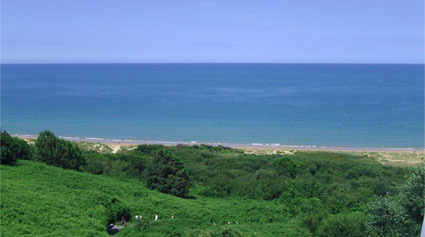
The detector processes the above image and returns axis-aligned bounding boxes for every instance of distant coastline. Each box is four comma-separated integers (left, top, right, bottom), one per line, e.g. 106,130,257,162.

13,133,424,153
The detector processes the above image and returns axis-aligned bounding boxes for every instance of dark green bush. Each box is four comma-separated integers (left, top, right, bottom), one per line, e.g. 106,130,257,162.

35,131,85,170
134,144,165,155
317,212,368,237
83,151,148,179
146,149,190,197
271,155,303,178
0,131,31,165
83,152,108,175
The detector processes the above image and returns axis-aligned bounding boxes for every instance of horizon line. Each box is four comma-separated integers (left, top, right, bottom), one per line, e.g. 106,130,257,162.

1,62,424,65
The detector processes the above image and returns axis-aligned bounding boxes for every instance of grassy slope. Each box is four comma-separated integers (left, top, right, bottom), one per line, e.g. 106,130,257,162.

1,161,308,236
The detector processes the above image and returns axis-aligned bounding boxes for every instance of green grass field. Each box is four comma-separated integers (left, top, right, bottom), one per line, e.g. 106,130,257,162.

1,160,310,236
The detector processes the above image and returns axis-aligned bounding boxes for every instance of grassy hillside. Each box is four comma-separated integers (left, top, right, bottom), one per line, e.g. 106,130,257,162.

1,160,310,236
1,134,422,236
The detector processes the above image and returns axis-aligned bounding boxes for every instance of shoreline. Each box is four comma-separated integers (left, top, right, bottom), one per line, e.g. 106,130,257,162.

13,133,424,153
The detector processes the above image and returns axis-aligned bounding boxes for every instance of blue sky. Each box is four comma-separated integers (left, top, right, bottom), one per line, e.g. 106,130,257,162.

1,0,424,63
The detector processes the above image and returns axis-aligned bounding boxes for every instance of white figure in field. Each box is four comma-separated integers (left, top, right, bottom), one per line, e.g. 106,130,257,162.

235,221,239,225
154,214,159,221
227,221,231,224
135,215,142,221
171,216,174,219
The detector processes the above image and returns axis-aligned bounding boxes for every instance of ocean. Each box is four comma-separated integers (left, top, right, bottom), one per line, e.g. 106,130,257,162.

1,63,423,148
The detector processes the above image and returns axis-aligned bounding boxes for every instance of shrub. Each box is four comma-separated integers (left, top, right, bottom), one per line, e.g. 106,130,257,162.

82,152,107,175
134,144,165,155
271,156,303,178
35,131,85,170
82,151,148,179
199,181,232,198
0,131,31,165
146,149,190,197
317,212,368,237
112,153,148,179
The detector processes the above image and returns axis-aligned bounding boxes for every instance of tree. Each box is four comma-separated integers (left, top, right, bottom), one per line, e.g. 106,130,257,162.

368,165,425,236
0,131,31,165
146,149,190,197
35,131,85,170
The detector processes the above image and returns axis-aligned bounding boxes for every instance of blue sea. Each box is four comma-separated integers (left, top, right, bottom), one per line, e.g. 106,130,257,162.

1,64,424,148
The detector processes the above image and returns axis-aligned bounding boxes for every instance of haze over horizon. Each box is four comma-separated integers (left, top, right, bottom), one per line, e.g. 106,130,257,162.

1,0,424,64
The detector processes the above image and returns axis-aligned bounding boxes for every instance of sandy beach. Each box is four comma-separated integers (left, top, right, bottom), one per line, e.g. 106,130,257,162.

14,133,424,167
14,133,424,153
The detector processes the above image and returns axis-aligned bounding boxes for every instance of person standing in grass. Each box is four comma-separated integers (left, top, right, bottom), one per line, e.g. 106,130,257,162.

121,216,126,226
154,214,158,221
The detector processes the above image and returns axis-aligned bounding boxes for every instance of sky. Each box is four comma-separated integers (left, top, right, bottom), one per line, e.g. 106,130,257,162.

1,0,424,63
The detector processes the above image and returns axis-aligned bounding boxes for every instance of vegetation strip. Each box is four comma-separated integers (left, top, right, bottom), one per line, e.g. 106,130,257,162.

1,131,424,236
